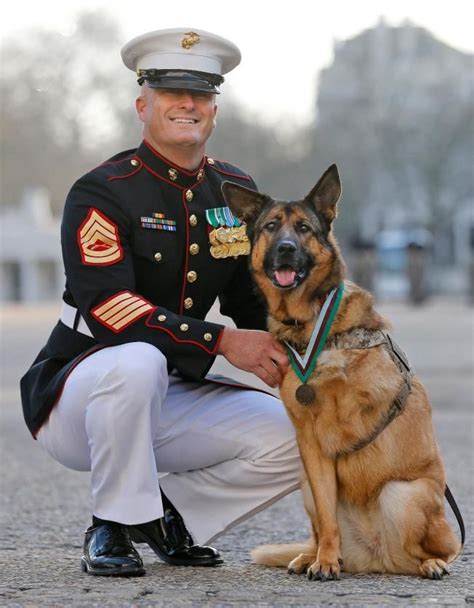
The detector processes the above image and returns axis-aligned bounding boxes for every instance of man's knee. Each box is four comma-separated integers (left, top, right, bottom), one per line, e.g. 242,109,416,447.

242,394,300,467
106,341,168,398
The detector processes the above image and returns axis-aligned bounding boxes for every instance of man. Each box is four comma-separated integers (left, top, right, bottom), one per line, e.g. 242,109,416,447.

20,28,301,577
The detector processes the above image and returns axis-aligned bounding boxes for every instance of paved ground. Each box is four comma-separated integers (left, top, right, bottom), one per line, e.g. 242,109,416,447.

0,298,473,607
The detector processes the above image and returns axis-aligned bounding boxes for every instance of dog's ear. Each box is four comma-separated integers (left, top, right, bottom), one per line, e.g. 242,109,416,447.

306,164,342,226
221,182,267,224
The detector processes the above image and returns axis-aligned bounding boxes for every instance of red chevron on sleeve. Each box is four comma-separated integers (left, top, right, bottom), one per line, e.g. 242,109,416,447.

77,208,124,266
91,291,154,332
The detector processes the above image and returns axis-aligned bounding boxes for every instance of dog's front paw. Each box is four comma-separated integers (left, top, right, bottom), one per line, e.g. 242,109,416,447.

307,555,342,581
420,558,450,580
287,552,317,575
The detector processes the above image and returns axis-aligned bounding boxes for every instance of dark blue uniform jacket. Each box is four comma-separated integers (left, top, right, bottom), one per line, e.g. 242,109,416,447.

20,140,267,436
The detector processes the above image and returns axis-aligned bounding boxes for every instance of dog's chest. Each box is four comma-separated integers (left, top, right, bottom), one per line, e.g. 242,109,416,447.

281,349,349,418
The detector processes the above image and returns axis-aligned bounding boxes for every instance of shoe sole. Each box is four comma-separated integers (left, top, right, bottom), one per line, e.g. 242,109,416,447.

129,528,224,567
81,557,145,577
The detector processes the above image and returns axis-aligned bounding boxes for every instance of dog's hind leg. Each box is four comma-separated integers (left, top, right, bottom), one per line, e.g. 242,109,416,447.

380,479,461,578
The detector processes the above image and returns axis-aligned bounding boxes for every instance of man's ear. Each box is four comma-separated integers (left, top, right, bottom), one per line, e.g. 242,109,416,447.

221,182,268,223
135,95,146,123
306,164,342,226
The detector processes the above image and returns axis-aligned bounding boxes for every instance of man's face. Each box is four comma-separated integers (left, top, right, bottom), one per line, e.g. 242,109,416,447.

136,87,218,152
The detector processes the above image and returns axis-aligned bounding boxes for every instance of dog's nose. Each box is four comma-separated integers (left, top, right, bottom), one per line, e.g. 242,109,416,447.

277,240,297,254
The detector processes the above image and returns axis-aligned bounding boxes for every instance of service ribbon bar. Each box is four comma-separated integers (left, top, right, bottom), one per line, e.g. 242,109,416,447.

140,215,176,231
285,282,345,384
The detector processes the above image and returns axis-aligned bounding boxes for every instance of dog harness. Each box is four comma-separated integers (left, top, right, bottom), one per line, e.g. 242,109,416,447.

324,328,413,454
324,327,465,547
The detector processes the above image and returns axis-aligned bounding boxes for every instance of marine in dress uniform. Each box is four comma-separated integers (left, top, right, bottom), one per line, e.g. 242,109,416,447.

20,28,301,577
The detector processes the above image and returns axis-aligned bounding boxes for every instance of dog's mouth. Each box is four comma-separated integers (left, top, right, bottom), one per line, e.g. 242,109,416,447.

271,266,307,289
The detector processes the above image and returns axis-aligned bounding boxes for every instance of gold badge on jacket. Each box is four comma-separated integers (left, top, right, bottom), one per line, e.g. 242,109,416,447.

205,207,250,259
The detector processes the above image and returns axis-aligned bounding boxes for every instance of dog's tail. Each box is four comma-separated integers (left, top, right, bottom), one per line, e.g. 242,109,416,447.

251,541,313,568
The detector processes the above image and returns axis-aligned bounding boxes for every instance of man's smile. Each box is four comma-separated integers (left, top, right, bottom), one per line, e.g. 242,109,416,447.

170,117,198,124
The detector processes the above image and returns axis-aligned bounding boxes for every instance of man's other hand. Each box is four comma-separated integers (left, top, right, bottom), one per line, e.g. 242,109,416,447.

217,328,289,388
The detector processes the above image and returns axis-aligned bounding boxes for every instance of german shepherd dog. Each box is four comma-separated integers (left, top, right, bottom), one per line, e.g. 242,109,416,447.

221,165,461,580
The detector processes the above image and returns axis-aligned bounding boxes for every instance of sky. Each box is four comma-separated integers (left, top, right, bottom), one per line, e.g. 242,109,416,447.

2,0,473,127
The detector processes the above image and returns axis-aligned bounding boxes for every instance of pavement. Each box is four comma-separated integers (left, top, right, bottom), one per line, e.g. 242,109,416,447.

0,298,473,607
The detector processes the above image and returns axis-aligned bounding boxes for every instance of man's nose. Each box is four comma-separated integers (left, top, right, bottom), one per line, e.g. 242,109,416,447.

177,93,195,107
277,240,297,254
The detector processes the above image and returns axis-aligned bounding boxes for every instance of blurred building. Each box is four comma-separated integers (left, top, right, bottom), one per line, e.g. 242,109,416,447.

315,19,473,272
0,189,63,302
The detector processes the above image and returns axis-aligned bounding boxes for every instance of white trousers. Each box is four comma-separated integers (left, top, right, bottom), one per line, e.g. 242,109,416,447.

37,342,302,544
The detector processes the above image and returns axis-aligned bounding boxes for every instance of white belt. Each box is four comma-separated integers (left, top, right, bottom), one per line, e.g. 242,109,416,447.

60,302,93,338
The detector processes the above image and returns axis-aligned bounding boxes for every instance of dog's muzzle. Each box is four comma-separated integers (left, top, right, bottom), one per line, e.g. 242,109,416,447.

266,240,308,289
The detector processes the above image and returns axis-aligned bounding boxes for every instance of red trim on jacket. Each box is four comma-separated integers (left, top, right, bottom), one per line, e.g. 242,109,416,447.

207,164,252,181
142,161,187,189
107,157,143,181
143,139,205,176
179,190,191,315
90,154,136,173
145,312,223,355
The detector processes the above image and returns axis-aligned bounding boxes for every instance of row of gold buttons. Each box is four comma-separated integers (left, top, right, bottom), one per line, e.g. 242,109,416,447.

186,189,198,308
156,315,212,341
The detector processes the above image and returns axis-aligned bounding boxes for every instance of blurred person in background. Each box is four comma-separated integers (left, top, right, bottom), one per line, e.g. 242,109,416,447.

20,28,300,577
350,232,377,293
406,232,432,306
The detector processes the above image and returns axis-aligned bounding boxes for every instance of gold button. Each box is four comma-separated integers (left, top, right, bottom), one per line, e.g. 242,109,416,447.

187,271,197,283
154,252,162,262
207,158,215,165
158,314,167,322
180,323,189,332
185,189,193,202
204,333,213,342
184,297,193,309
168,168,178,181
189,243,200,255
197,168,204,180
189,214,198,226
130,159,139,167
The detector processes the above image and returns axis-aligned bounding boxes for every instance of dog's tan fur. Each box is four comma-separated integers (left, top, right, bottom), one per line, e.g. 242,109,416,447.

222,166,460,580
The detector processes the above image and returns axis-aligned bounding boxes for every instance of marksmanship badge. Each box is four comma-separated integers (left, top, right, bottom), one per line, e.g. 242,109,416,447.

205,207,250,259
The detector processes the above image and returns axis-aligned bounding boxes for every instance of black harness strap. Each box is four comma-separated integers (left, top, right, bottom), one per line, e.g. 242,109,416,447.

445,484,466,547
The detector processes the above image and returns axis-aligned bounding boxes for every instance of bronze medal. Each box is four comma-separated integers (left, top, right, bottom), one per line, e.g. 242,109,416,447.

295,384,315,406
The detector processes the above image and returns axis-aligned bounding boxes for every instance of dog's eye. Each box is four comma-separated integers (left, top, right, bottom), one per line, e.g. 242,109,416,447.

264,221,277,232
297,224,311,234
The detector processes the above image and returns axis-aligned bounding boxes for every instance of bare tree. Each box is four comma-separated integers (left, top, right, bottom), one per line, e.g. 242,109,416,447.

0,11,139,211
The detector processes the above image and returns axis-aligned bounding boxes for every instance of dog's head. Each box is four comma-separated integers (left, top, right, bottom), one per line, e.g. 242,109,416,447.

222,164,343,294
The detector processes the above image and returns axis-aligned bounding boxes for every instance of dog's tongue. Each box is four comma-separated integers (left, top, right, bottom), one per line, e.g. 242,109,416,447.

275,268,296,287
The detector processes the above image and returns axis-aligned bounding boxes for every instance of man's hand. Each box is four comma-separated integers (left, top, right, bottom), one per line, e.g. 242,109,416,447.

217,328,289,388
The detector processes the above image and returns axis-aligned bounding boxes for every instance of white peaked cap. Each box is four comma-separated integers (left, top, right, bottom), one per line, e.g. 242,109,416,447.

121,28,241,77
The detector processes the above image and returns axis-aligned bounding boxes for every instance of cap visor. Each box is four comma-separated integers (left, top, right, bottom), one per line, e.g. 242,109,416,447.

145,78,219,94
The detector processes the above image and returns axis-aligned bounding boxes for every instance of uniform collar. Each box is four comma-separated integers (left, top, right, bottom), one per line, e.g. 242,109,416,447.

137,140,207,189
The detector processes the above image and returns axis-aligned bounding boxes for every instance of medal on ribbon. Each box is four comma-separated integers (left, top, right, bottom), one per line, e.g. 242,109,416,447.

205,207,250,259
284,283,344,406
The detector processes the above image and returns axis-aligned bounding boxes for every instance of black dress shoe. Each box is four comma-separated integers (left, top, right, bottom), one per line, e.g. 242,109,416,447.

128,495,223,567
81,522,145,576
